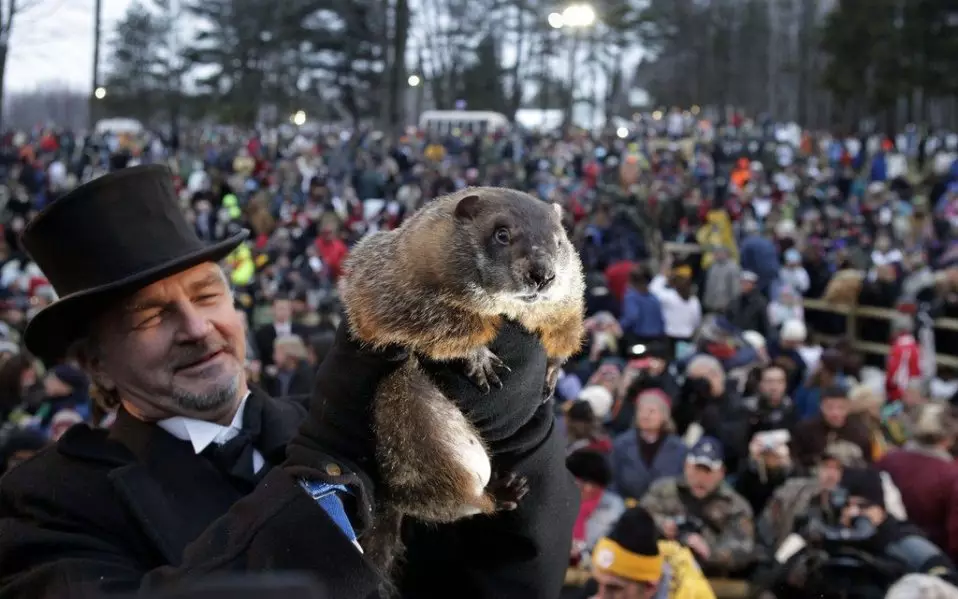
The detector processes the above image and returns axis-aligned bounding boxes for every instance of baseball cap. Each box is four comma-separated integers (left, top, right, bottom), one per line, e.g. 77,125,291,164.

740,270,759,283
687,436,724,471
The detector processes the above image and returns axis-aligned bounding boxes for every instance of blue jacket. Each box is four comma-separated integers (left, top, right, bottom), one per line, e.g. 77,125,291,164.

610,432,687,502
619,289,665,338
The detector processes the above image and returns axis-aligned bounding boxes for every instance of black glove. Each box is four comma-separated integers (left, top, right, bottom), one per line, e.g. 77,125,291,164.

285,321,408,505
418,319,551,462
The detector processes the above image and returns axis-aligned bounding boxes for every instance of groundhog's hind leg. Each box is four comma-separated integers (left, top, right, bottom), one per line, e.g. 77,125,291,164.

374,359,493,522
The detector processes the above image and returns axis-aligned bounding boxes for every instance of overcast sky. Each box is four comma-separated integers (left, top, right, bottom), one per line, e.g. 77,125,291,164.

6,0,133,92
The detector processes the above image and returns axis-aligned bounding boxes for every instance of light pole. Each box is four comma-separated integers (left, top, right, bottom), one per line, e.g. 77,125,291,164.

548,4,596,128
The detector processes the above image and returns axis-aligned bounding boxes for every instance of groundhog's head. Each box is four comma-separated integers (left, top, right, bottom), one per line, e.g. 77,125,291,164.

450,188,579,304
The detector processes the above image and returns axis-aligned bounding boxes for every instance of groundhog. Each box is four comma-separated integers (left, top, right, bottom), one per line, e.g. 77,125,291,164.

339,186,585,579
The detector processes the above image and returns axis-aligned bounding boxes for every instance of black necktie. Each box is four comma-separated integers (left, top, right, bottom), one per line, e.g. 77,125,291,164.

201,397,270,488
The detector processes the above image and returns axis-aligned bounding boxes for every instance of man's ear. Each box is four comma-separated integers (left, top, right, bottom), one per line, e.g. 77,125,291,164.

454,194,482,221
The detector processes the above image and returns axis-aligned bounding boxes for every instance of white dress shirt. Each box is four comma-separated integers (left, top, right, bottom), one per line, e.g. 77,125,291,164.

157,393,264,473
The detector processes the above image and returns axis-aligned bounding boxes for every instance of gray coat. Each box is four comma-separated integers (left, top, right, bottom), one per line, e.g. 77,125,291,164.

610,432,688,502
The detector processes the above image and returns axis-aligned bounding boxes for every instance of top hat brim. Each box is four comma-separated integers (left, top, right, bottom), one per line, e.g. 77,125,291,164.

23,231,249,363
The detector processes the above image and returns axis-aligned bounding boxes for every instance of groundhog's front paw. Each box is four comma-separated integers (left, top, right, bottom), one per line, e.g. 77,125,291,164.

487,472,530,511
462,347,510,393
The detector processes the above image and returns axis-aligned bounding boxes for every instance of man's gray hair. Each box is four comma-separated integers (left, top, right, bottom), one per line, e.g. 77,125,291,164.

686,354,724,380
885,574,958,599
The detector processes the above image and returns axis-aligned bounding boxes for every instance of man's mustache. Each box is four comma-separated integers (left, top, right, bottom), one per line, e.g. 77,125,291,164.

173,342,230,370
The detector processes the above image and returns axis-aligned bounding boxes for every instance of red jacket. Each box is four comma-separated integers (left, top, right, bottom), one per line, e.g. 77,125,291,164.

886,333,921,402
315,236,349,280
878,447,958,562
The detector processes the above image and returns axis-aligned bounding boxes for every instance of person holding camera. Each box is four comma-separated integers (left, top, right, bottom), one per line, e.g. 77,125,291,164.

758,467,958,599
639,437,755,577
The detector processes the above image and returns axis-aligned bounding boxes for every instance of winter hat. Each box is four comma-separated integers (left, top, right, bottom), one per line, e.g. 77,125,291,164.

780,319,807,343
593,507,663,583
566,449,612,487
578,385,614,420
50,364,89,392
841,467,885,507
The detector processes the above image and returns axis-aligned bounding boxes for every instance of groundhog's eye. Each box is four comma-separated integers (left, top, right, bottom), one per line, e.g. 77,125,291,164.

494,227,511,245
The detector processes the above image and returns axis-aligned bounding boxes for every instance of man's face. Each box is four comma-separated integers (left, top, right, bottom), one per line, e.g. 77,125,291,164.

684,462,724,498
759,367,787,403
593,570,658,599
93,263,247,423
273,299,292,323
840,497,886,528
817,459,842,490
821,396,849,428
741,279,755,294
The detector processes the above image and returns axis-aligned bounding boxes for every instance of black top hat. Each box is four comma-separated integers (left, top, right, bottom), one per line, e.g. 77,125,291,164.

21,165,248,362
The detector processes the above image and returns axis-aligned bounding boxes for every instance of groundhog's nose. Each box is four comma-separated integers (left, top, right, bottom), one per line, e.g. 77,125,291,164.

528,261,556,291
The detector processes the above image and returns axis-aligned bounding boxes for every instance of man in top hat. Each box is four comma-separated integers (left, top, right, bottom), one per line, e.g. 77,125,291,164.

0,166,577,598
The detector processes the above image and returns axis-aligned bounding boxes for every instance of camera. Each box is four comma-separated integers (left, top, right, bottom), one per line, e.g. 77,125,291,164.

673,514,706,546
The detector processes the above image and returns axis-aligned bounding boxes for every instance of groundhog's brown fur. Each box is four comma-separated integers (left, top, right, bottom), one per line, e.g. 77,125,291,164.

339,187,585,582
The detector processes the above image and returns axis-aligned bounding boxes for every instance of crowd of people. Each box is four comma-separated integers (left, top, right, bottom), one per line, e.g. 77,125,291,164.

2,113,958,598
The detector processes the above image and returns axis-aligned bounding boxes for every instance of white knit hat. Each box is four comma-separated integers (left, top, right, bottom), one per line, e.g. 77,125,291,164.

577,385,614,421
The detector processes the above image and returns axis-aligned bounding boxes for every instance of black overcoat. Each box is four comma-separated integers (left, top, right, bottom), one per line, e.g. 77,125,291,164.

0,384,577,598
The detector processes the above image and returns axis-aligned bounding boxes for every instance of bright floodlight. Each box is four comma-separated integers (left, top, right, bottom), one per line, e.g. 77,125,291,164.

562,4,596,28
548,12,564,28
94,87,107,99
407,74,421,87
616,126,629,139
292,110,307,126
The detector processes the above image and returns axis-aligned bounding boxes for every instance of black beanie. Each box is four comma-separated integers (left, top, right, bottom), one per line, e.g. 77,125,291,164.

841,467,885,507
566,449,612,487
607,506,661,558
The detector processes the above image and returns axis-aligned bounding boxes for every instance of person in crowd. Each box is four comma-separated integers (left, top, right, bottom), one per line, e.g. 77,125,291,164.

878,403,958,563
263,334,314,399
725,271,770,340
567,449,626,562
640,437,755,576
756,442,866,555
739,228,780,296
848,383,893,460
886,316,923,404
253,295,308,367
672,354,748,472
609,342,679,435
0,166,577,598
589,507,715,599
578,383,616,426
610,389,687,504
735,429,793,516
619,266,666,346
767,319,808,395
564,400,613,455
882,379,928,446
767,285,804,332
885,574,958,599
778,249,810,297
791,385,873,471
743,364,798,441
32,363,91,430
0,427,46,475
650,257,702,357
702,246,740,314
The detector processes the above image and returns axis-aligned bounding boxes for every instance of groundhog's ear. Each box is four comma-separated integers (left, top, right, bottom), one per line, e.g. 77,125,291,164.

454,195,482,221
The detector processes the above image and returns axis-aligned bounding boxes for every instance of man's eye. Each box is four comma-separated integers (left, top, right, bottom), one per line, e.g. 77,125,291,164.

196,294,219,304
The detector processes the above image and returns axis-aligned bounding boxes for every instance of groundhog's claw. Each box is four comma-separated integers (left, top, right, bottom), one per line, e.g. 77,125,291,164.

488,472,530,511
463,347,510,393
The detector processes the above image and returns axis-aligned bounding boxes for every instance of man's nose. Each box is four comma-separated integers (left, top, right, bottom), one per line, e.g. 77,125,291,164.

174,302,212,342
